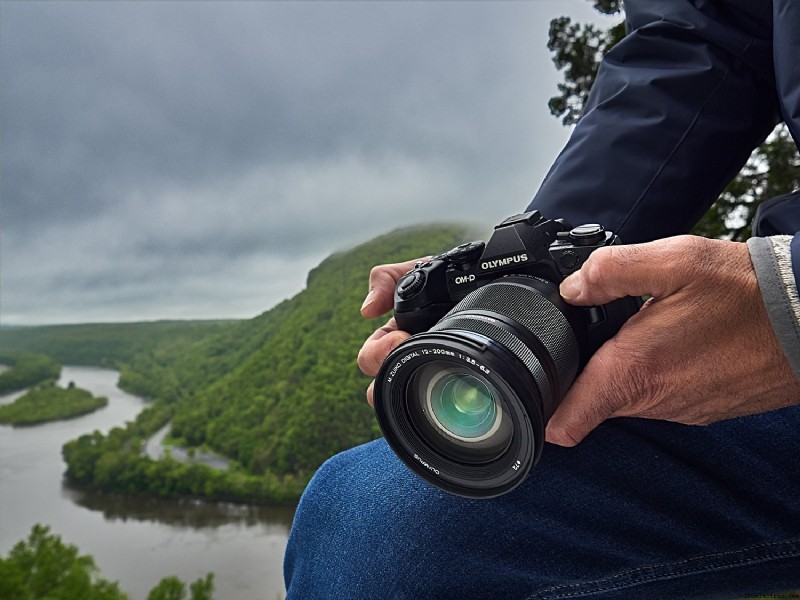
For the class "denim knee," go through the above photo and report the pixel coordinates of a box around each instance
[284,439,440,599]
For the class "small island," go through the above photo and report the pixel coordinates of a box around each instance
[0,383,107,425]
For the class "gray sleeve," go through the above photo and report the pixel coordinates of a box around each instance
[746,235,800,380]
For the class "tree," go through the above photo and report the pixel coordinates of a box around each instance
[146,573,215,600]
[547,1,800,240]
[0,524,128,600]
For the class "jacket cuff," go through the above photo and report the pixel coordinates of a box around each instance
[747,235,800,381]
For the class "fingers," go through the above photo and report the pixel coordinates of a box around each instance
[559,236,704,306]
[359,318,411,408]
[544,340,625,446]
[357,317,411,377]
[365,380,376,408]
[361,259,423,318]
[359,259,422,407]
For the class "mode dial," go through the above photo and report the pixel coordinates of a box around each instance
[396,270,426,300]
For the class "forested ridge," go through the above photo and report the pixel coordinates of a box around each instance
[3,224,476,503]
[0,352,61,394]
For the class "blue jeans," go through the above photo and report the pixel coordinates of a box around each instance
[284,410,800,599]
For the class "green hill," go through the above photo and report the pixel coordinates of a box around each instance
[51,224,477,503]
[168,224,478,476]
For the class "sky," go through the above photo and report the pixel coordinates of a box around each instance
[1,0,612,325]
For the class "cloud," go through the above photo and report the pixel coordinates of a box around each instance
[0,0,609,324]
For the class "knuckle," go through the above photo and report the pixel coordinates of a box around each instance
[368,264,387,284]
[356,344,372,375]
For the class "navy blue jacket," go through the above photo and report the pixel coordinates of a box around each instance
[530,0,800,264]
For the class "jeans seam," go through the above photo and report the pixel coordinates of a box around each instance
[527,537,800,600]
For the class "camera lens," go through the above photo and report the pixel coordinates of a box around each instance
[428,372,497,440]
[375,275,583,499]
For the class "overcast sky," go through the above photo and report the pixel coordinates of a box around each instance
[1,1,611,325]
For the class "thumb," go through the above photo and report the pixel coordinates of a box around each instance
[559,237,697,306]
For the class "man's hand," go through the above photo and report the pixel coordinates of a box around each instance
[357,259,421,406]
[546,235,800,447]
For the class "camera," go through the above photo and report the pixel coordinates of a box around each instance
[373,211,641,498]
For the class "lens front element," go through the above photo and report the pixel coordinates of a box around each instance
[427,372,500,441]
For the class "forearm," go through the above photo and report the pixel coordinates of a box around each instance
[747,235,800,380]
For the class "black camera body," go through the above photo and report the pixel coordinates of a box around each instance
[374,211,640,499]
[393,210,636,357]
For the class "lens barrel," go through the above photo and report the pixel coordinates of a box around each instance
[374,276,581,498]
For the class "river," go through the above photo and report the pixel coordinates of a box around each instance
[0,366,295,600]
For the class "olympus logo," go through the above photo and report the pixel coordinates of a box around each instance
[481,253,528,270]
[413,453,440,475]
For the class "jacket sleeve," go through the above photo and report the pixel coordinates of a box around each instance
[528,0,781,244]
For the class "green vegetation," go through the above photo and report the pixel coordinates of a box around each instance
[0,524,215,600]
[0,321,233,369]
[62,417,306,504]
[54,225,475,503]
[0,383,108,425]
[147,574,214,600]
[0,351,61,394]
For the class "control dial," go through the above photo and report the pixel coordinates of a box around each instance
[396,270,427,300]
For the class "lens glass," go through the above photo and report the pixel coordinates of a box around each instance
[410,362,511,458]
[428,373,498,439]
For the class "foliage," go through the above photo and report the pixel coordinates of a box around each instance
[62,425,307,504]
[146,574,214,600]
[692,125,800,240]
[0,351,61,394]
[547,1,800,239]
[0,384,108,425]
[0,525,215,600]
[547,1,623,126]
